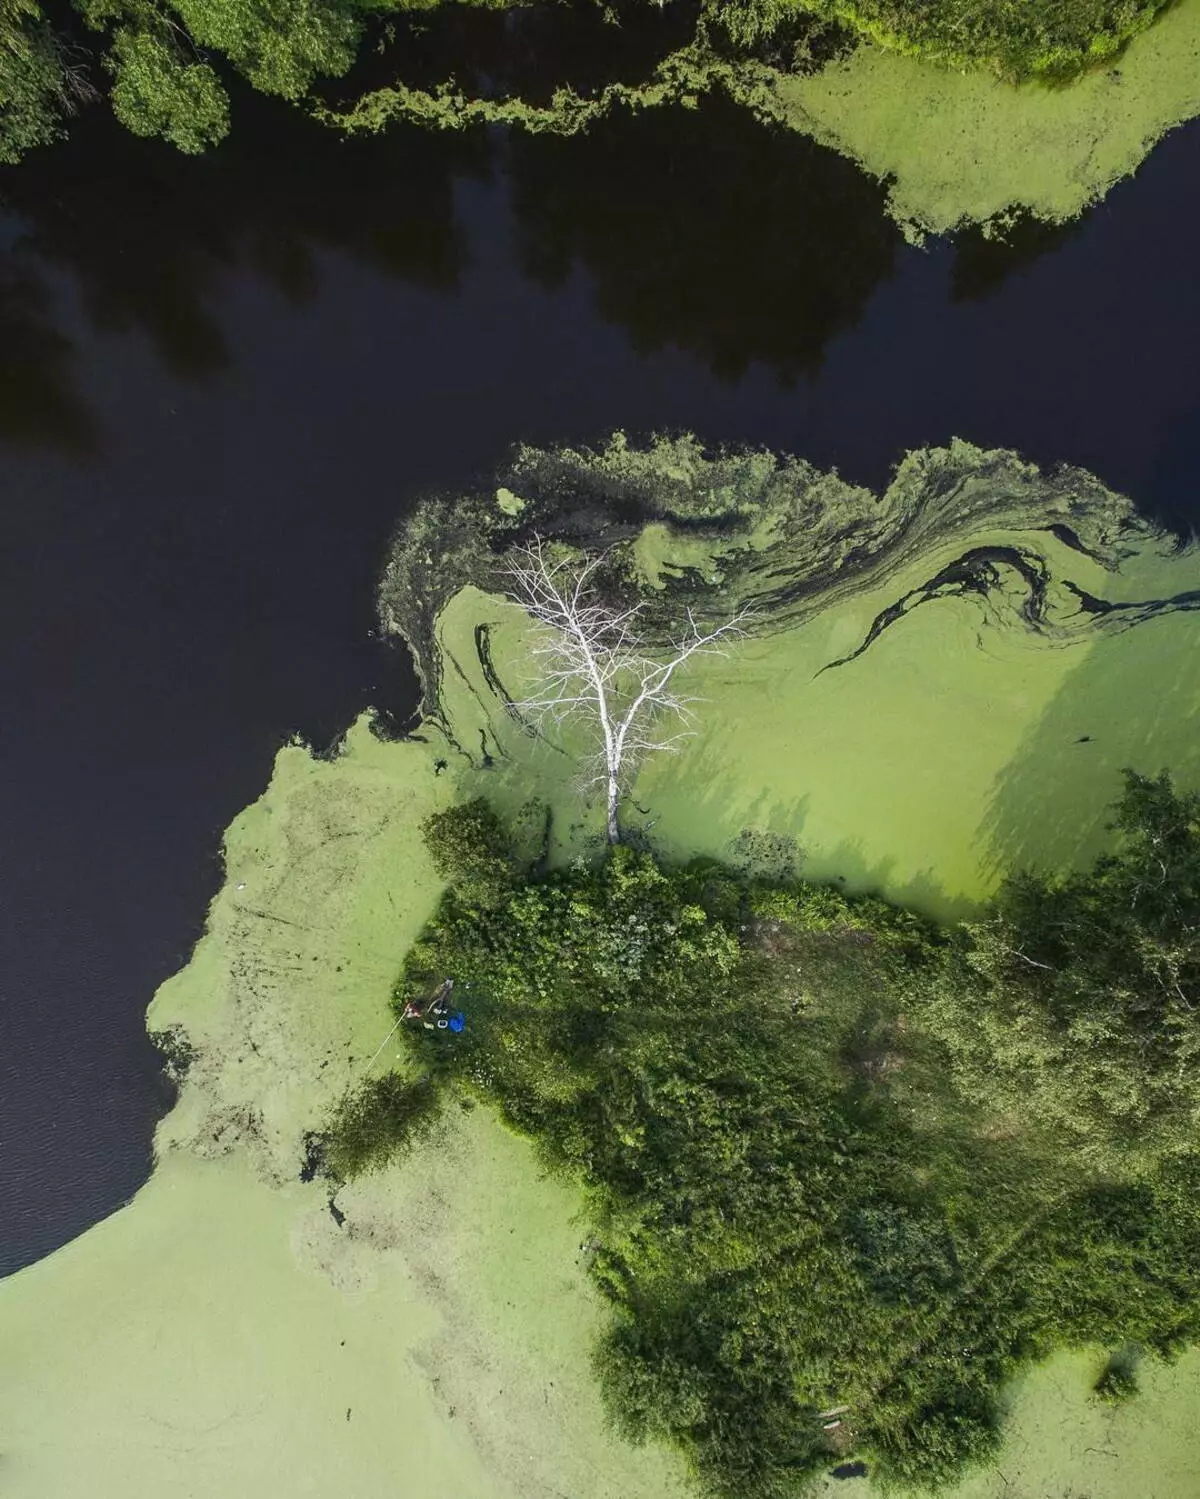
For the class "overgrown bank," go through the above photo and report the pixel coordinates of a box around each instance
[4,0,1194,239]
[327,776,1200,1496]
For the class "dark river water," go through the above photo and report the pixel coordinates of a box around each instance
[2,86,1199,1276]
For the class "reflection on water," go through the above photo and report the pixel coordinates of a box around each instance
[348,0,701,104]
[949,212,1086,304]
[0,93,482,406]
[508,97,900,382]
[0,82,1125,456]
[0,251,95,451]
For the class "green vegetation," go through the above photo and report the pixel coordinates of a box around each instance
[775,0,1200,237]
[1,0,74,164]
[103,25,228,152]
[421,797,519,909]
[0,0,1185,167]
[926,771,1200,1169]
[1093,1349,1140,1404]
[788,0,1169,78]
[326,779,1200,1495]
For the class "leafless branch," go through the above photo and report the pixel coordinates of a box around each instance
[501,535,752,842]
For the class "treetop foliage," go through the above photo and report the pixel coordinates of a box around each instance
[1,0,73,165]
[421,796,519,909]
[323,772,1200,1495]
[927,770,1200,1166]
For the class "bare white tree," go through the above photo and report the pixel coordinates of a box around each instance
[502,536,752,844]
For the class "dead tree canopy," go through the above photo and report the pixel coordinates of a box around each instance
[503,536,752,844]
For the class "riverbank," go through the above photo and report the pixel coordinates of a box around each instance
[0,718,689,1499]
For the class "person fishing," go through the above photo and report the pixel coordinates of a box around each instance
[402,978,465,1033]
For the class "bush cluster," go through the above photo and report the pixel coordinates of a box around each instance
[380,780,1200,1495]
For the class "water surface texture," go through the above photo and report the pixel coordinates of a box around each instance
[2,90,1200,1274]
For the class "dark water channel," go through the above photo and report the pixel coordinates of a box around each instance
[2,86,1199,1276]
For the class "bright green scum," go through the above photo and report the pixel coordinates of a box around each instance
[776,0,1200,236]
[0,718,690,1499]
[397,434,1200,920]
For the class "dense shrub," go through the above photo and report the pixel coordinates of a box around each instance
[923,771,1200,1168]
[421,797,517,909]
[390,783,1200,1495]
[1094,1354,1139,1405]
[781,0,1168,78]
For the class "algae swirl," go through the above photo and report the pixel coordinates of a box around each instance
[383,434,1200,915]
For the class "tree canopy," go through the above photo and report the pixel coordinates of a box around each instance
[925,770,1200,1167]
[1,0,73,165]
[0,0,1175,168]
[326,773,1200,1495]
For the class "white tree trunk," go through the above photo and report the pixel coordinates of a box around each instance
[504,538,750,844]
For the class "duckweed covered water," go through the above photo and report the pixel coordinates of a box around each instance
[421,437,1200,917]
[776,0,1200,234]
[0,719,688,1499]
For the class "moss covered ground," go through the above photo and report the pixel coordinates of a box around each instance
[774,0,1200,235]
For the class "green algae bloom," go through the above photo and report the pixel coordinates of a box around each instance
[405,434,1200,919]
[0,718,689,1499]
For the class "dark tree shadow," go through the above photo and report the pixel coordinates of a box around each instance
[949,210,1085,304]
[0,247,96,452]
[0,83,487,388]
[506,94,900,384]
[980,596,1200,884]
[1140,405,1200,540]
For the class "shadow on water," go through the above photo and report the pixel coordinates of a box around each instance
[345,0,702,103]
[644,765,969,924]
[0,78,1189,460]
[506,95,901,383]
[980,602,1200,883]
[0,86,487,395]
[0,248,96,451]
[949,211,1087,304]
